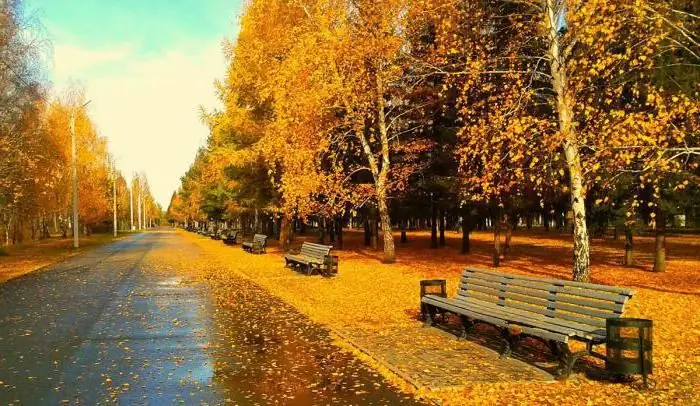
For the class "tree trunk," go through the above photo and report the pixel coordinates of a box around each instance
[336,216,343,250]
[364,216,371,247]
[462,225,470,254]
[274,216,281,240]
[329,217,336,243]
[370,209,378,250]
[546,0,590,282]
[5,215,12,246]
[439,208,446,247]
[504,218,513,253]
[624,225,634,266]
[493,222,501,267]
[653,214,666,272]
[279,216,292,251]
[377,186,395,263]
[400,218,407,244]
[254,207,259,234]
[430,199,438,249]
[461,209,471,254]
[318,217,326,244]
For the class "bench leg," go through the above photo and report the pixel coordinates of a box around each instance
[499,328,521,359]
[458,316,475,340]
[554,342,590,380]
[423,304,436,327]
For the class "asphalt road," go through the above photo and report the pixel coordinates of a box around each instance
[0,231,422,405]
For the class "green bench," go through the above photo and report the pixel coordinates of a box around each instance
[421,267,635,379]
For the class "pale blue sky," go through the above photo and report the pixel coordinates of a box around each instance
[25,0,245,207]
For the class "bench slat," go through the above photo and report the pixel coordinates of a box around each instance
[465,267,634,296]
[297,242,332,260]
[461,274,631,303]
[451,296,608,340]
[285,255,311,265]
[429,296,580,336]
[460,278,625,312]
[457,289,611,327]
[423,295,572,343]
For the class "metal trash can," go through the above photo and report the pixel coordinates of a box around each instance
[606,318,653,386]
[323,255,339,275]
[420,279,447,320]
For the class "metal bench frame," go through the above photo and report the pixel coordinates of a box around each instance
[421,267,635,379]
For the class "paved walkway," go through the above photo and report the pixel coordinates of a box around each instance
[0,231,424,405]
[337,324,553,390]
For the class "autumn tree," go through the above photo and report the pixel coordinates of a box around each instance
[440,0,698,281]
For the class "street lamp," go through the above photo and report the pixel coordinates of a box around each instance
[70,100,91,248]
[112,161,117,238]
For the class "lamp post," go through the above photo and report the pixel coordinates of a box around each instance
[129,180,134,231]
[113,163,117,238]
[69,100,91,248]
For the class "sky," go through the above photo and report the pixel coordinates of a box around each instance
[25,0,245,208]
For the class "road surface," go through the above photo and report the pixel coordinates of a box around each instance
[0,231,422,405]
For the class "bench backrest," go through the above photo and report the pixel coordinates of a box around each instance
[458,267,635,329]
[226,230,238,239]
[299,242,332,260]
[253,234,267,247]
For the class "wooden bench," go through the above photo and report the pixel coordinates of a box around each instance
[421,267,635,379]
[222,230,238,245]
[242,234,267,254]
[285,242,333,275]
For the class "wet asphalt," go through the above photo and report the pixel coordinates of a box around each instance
[0,231,423,405]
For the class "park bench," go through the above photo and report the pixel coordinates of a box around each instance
[222,230,239,245]
[242,234,268,254]
[285,242,333,275]
[421,267,635,379]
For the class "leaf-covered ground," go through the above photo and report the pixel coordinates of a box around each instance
[187,228,700,405]
[0,233,123,284]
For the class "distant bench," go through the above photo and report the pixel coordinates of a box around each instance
[222,230,239,246]
[242,234,267,254]
[421,267,635,379]
[285,242,333,275]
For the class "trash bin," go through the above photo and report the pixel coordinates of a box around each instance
[606,318,653,386]
[420,279,447,320]
[323,255,338,275]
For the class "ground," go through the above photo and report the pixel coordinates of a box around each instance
[1,228,699,404]
[0,231,422,405]
[0,234,122,284]
[185,228,700,405]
